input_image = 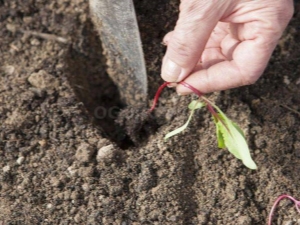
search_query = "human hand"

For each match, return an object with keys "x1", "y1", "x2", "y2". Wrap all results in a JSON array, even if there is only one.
[{"x1": 161, "y1": 0, "x2": 294, "y2": 94}]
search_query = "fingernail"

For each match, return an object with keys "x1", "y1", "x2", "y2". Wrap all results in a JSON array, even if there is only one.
[
  {"x1": 177, "y1": 92, "x2": 189, "y2": 96},
  {"x1": 162, "y1": 58, "x2": 182, "y2": 82},
  {"x1": 167, "y1": 82, "x2": 177, "y2": 88}
]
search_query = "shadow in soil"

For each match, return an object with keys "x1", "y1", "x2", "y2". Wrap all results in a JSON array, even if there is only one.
[
  {"x1": 63, "y1": 0, "x2": 180, "y2": 149},
  {"x1": 64, "y1": 19, "x2": 134, "y2": 149}
]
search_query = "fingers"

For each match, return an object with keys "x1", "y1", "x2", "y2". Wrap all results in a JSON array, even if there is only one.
[
  {"x1": 163, "y1": 31, "x2": 173, "y2": 45},
  {"x1": 163, "y1": 0, "x2": 294, "y2": 94},
  {"x1": 176, "y1": 37, "x2": 276, "y2": 94},
  {"x1": 161, "y1": 0, "x2": 232, "y2": 83},
  {"x1": 173, "y1": 0, "x2": 294, "y2": 94}
]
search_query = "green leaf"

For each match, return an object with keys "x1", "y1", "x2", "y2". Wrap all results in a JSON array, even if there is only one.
[
  {"x1": 164, "y1": 100, "x2": 204, "y2": 140},
  {"x1": 188, "y1": 100, "x2": 204, "y2": 110},
  {"x1": 212, "y1": 106, "x2": 257, "y2": 170},
  {"x1": 214, "y1": 116, "x2": 225, "y2": 148}
]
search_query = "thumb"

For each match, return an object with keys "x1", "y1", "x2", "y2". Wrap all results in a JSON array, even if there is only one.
[{"x1": 161, "y1": 0, "x2": 231, "y2": 82}]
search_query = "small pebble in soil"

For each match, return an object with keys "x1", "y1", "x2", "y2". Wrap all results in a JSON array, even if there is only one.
[
  {"x1": 2, "y1": 165, "x2": 10, "y2": 173},
  {"x1": 82, "y1": 183, "x2": 90, "y2": 192},
  {"x1": 96, "y1": 144, "x2": 115, "y2": 162},
  {"x1": 67, "y1": 165, "x2": 77, "y2": 177},
  {"x1": 50, "y1": 177, "x2": 62, "y2": 188},
  {"x1": 75, "y1": 142, "x2": 96, "y2": 163},
  {"x1": 16, "y1": 156, "x2": 25, "y2": 165},
  {"x1": 38, "y1": 139, "x2": 47, "y2": 147},
  {"x1": 28, "y1": 70, "x2": 59, "y2": 90},
  {"x1": 1, "y1": 65, "x2": 15, "y2": 75},
  {"x1": 237, "y1": 215, "x2": 252, "y2": 224}
]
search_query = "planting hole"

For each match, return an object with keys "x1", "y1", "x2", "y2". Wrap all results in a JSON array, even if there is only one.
[{"x1": 64, "y1": 20, "x2": 159, "y2": 148}]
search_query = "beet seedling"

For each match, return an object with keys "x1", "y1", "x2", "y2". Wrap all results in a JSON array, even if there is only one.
[
  {"x1": 268, "y1": 194, "x2": 300, "y2": 225},
  {"x1": 150, "y1": 81, "x2": 257, "y2": 169}
]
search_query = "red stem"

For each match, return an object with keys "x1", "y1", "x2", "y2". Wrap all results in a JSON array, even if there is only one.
[
  {"x1": 268, "y1": 194, "x2": 300, "y2": 225},
  {"x1": 206, "y1": 102, "x2": 219, "y2": 119},
  {"x1": 150, "y1": 81, "x2": 231, "y2": 132},
  {"x1": 150, "y1": 81, "x2": 202, "y2": 112},
  {"x1": 149, "y1": 82, "x2": 170, "y2": 112},
  {"x1": 179, "y1": 81, "x2": 228, "y2": 129},
  {"x1": 149, "y1": 81, "x2": 211, "y2": 115},
  {"x1": 179, "y1": 81, "x2": 202, "y2": 97}
]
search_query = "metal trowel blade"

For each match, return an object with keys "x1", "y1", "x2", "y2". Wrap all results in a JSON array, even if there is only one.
[{"x1": 89, "y1": 0, "x2": 148, "y2": 106}]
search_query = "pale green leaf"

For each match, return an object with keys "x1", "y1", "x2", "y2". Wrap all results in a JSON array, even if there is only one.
[
  {"x1": 212, "y1": 107, "x2": 257, "y2": 170},
  {"x1": 188, "y1": 100, "x2": 204, "y2": 110},
  {"x1": 164, "y1": 100, "x2": 204, "y2": 140},
  {"x1": 214, "y1": 116, "x2": 225, "y2": 149}
]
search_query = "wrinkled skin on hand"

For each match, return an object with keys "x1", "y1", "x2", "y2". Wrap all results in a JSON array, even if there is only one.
[{"x1": 161, "y1": 0, "x2": 294, "y2": 94}]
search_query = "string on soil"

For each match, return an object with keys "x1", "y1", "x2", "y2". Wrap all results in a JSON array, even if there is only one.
[{"x1": 268, "y1": 195, "x2": 300, "y2": 225}]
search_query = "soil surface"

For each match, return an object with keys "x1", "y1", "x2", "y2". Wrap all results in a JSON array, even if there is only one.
[{"x1": 1, "y1": 0, "x2": 300, "y2": 224}]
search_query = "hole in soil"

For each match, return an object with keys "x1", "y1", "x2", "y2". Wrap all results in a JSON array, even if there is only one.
[
  {"x1": 64, "y1": 20, "x2": 134, "y2": 149},
  {"x1": 64, "y1": 19, "x2": 160, "y2": 148}
]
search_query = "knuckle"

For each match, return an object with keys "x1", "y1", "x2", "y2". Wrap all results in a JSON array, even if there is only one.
[
  {"x1": 169, "y1": 34, "x2": 191, "y2": 58},
  {"x1": 242, "y1": 73, "x2": 260, "y2": 86},
  {"x1": 167, "y1": 36, "x2": 197, "y2": 68}
]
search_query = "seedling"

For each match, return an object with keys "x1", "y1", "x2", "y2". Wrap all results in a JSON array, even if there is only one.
[
  {"x1": 268, "y1": 195, "x2": 300, "y2": 225},
  {"x1": 150, "y1": 81, "x2": 257, "y2": 169}
]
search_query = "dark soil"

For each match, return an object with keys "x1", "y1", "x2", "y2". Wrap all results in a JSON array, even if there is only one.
[
  {"x1": 1, "y1": 0, "x2": 300, "y2": 224},
  {"x1": 116, "y1": 104, "x2": 159, "y2": 145}
]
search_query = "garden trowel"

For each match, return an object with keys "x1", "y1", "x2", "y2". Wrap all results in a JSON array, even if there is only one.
[{"x1": 89, "y1": 0, "x2": 147, "y2": 106}]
